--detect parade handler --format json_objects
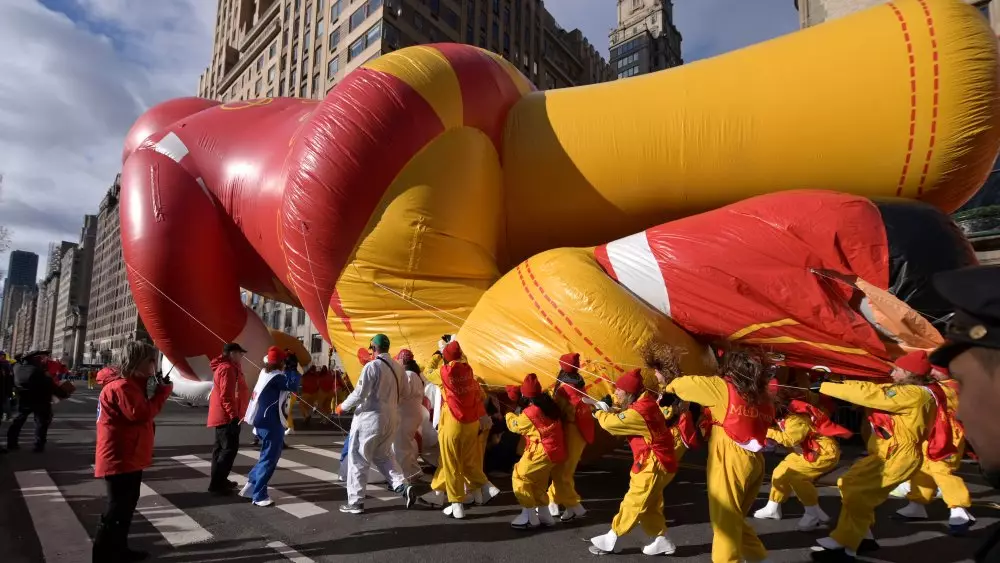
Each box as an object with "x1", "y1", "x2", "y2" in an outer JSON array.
[
  {"x1": 546, "y1": 353, "x2": 595, "y2": 522},
  {"x1": 240, "y1": 347, "x2": 293, "y2": 507},
  {"x1": 589, "y1": 369, "x2": 678, "y2": 557},
  {"x1": 810, "y1": 351, "x2": 937, "y2": 562}
]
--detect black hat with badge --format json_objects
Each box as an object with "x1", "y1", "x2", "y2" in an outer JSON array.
[{"x1": 930, "y1": 265, "x2": 1000, "y2": 366}]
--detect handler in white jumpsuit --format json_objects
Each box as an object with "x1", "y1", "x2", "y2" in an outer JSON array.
[{"x1": 335, "y1": 334, "x2": 416, "y2": 514}]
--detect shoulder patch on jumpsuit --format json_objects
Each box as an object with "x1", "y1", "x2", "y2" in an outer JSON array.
[
  {"x1": 884, "y1": 388, "x2": 897, "y2": 398},
  {"x1": 617, "y1": 412, "x2": 627, "y2": 420}
]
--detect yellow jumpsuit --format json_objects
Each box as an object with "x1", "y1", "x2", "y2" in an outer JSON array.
[
  {"x1": 429, "y1": 386, "x2": 489, "y2": 503},
  {"x1": 818, "y1": 381, "x2": 934, "y2": 551},
  {"x1": 506, "y1": 411, "x2": 557, "y2": 508},
  {"x1": 906, "y1": 382, "x2": 971, "y2": 509},
  {"x1": 595, "y1": 404, "x2": 672, "y2": 538},
  {"x1": 666, "y1": 376, "x2": 768, "y2": 563},
  {"x1": 766, "y1": 413, "x2": 840, "y2": 507},
  {"x1": 546, "y1": 392, "x2": 588, "y2": 507}
]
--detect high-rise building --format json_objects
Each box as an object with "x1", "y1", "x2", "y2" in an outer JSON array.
[
  {"x1": 0, "y1": 250, "x2": 39, "y2": 350},
  {"x1": 608, "y1": 0, "x2": 683, "y2": 80},
  {"x1": 84, "y1": 177, "x2": 149, "y2": 366},
  {"x1": 244, "y1": 291, "x2": 340, "y2": 369},
  {"x1": 32, "y1": 241, "x2": 76, "y2": 352},
  {"x1": 795, "y1": 0, "x2": 994, "y2": 28},
  {"x1": 11, "y1": 291, "x2": 37, "y2": 356},
  {"x1": 197, "y1": 0, "x2": 611, "y2": 102},
  {"x1": 52, "y1": 216, "x2": 99, "y2": 367}
]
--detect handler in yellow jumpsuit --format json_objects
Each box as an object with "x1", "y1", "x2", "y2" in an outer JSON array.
[
  {"x1": 589, "y1": 369, "x2": 677, "y2": 556},
  {"x1": 895, "y1": 367, "x2": 975, "y2": 534},
  {"x1": 810, "y1": 350, "x2": 936, "y2": 562},
  {"x1": 664, "y1": 352, "x2": 774, "y2": 563},
  {"x1": 505, "y1": 374, "x2": 564, "y2": 529},
  {"x1": 546, "y1": 353, "x2": 593, "y2": 521},
  {"x1": 753, "y1": 405, "x2": 840, "y2": 531}
]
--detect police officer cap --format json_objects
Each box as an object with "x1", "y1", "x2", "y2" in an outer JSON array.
[{"x1": 931, "y1": 265, "x2": 1000, "y2": 365}]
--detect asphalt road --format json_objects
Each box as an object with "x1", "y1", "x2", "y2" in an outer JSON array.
[{"x1": 1, "y1": 387, "x2": 998, "y2": 563}]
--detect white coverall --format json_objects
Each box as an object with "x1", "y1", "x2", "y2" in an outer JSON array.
[
  {"x1": 341, "y1": 353, "x2": 407, "y2": 505},
  {"x1": 394, "y1": 368, "x2": 429, "y2": 479}
]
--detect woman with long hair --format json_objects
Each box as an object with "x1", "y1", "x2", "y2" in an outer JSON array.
[
  {"x1": 662, "y1": 346, "x2": 775, "y2": 563},
  {"x1": 93, "y1": 341, "x2": 172, "y2": 563},
  {"x1": 505, "y1": 373, "x2": 567, "y2": 529},
  {"x1": 394, "y1": 349, "x2": 429, "y2": 480}
]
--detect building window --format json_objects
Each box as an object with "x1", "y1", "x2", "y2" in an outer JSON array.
[
  {"x1": 254, "y1": 77, "x2": 262, "y2": 96},
  {"x1": 479, "y1": 33, "x2": 486, "y2": 48},
  {"x1": 492, "y1": 21, "x2": 498, "y2": 41},
  {"x1": 316, "y1": 18, "x2": 324, "y2": 38},
  {"x1": 493, "y1": 0, "x2": 499, "y2": 15},
  {"x1": 414, "y1": 13, "x2": 424, "y2": 32},
  {"x1": 312, "y1": 73, "x2": 320, "y2": 94},
  {"x1": 466, "y1": 25, "x2": 474, "y2": 44},
  {"x1": 444, "y1": 6, "x2": 459, "y2": 30},
  {"x1": 266, "y1": 87, "x2": 274, "y2": 97},
  {"x1": 310, "y1": 334, "x2": 323, "y2": 354},
  {"x1": 331, "y1": 0, "x2": 341, "y2": 20},
  {"x1": 269, "y1": 42, "x2": 277, "y2": 59},
  {"x1": 297, "y1": 309, "x2": 306, "y2": 325},
  {"x1": 384, "y1": 22, "x2": 400, "y2": 51},
  {"x1": 617, "y1": 66, "x2": 639, "y2": 79},
  {"x1": 328, "y1": 54, "x2": 340, "y2": 77},
  {"x1": 304, "y1": 32, "x2": 311, "y2": 49},
  {"x1": 329, "y1": 26, "x2": 341, "y2": 50}
]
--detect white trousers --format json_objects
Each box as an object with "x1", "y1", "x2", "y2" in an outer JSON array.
[
  {"x1": 393, "y1": 404, "x2": 425, "y2": 479},
  {"x1": 346, "y1": 411, "x2": 405, "y2": 505}
]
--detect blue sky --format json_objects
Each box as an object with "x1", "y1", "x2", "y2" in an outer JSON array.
[{"x1": 0, "y1": 0, "x2": 800, "y2": 276}]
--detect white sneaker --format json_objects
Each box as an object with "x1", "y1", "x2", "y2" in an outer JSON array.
[
  {"x1": 753, "y1": 500, "x2": 782, "y2": 520},
  {"x1": 253, "y1": 498, "x2": 274, "y2": 507},
  {"x1": 561, "y1": 504, "x2": 587, "y2": 521},
  {"x1": 547, "y1": 502, "x2": 561, "y2": 517},
  {"x1": 472, "y1": 488, "x2": 484, "y2": 505},
  {"x1": 284, "y1": 427, "x2": 294, "y2": 436},
  {"x1": 895, "y1": 501, "x2": 929, "y2": 520},
  {"x1": 536, "y1": 507, "x2": 555, "y2": 527},
  {"x1": 511, "y1": 507, "x2": 535, "y2": 529},
  {"x1": 949, "y1": 507, "x2": 975, "y2": 535},
  {"x1": 642, "y1": 535, "x2": 676, "y2": 556},
  {"x1": 797, "y1": 513, "x2": 827, "y2": 531},
  {"x1": 589, "y1": 530, "x2": 620, "y2": 555},
  {"x1": 444, "y1": 502, "x2": 465, "y2": 519},
  {"x1": 804, "y1": 504, "x2": 831, "y2": 524},
  {"x1": 889, "y1": 481, "x2": 911, "y2": 498},
  {"x1": 480, "y1": 482, "x2": 501, "y2": 505},
  {"x1": 238, "y1": 481, "x2": 253, "y2": 499}
]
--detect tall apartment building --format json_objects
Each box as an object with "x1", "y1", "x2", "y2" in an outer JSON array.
[
  {"x1": 796, "y1": 0, "x2": 994, "y2": 28},
  {"x1": 197, "y1": 0, "x2": 611, "y2": 103},
  {"x1": 0, "y1": 250, "x2": 39, "y2": 350},
  {"x1": 10, "y1": 292, "x2": 37, "y2": 356},
  {"x1": 609, "y1": 0, "x2": 682, "y2": 80},
  {"x1": 84, "y1": 177, "x2": 149, "y2": 366},
  {"x1": 243, "y1": 291, "x2": 340, "y2": 369},
  {"x1": 52, "y1": 216, "x2": 99, "y2": 367},
  {"x1": 32, "y1": 241, "x2": 76, "y2": 352}
]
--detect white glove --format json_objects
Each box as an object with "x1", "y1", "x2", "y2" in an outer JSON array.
[
  {"x1": 478, "y1": 415, "x2": 493, "y2": 432},
  {"x1": 594, "y1": 401, "x2": 611, "y2": 412}
]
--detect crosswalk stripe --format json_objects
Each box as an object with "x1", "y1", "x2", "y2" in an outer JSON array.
[
  {"x1": 291, "y1": 443, "x2": 387, "y2": 484},
  {"x1": 171, "y1": 455, "x2": 327, "y2": 519},
  {"x1": 14, "y1": 470, "x2": 92, "y2": 563},
  {"x1": 137, "y1": 483, "x2": 213, "y2": 546},
  {"x1": 267, "y1": 540, "x2": 315, "y2": 563},
  {"x1": 67, "y1": 397, "x2": 84, "y2": 404},
  {"x1": 237, "y1": 450, "x2": 397, "y2": 502}
]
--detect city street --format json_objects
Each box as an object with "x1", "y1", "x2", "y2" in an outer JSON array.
[{"x1": 0, "y1": 389, "x2": 996, "y2": 563}]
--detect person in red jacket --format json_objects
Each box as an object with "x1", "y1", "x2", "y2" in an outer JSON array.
[
  {"x1": 92, "y1": 341, "x2": 172, "y2": 563},
  {"x1": 207, "y1": 342, "x2": 250, "y2": 494}
]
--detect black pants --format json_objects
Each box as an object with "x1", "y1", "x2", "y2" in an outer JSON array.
[
  {"x1": 210, "y1": 422, "x2": 241, "y2": 489},
  {"x1": 6, "y1": 402, "x2": 52, "y2": 448},
  {"x1": 92, "y1": 471, "x2": 143, "y2": 561}
]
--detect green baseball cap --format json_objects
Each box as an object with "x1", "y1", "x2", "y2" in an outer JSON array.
[{"x1": 371, "y1": 334, "x2": 391, "y2": 350}]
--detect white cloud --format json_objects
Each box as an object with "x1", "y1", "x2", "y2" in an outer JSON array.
[{"x1": 0, "y1": 0, "x2": 215, "y2": 276}]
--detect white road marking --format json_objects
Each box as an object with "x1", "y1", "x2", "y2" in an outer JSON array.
[
  {"x1": 267, "y1": 540, "x2": 315, "y2": 563},
  {"x1": 238, "y1": 450, "x2": 396, "y2": 501},
  {"x1": 171, "y1": 455, "x2": 326, "y2": 519},
  {"x1": 14, "y1": 470, "x2": 92, "y2": 563},
  {"x1": 291, "y1": 444, "x2": 388, "y2": 486},
  {"x1": 137, "y1": 483, "x2": 213, "y2": 546},
  {"x1": 67, "y1": 397, "x2": 84, "y2": 404}
]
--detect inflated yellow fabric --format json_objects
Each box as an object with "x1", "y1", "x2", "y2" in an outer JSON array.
[
  {"x1": 455, "y1": 247, "x2": 716, "y2": 398},
  {"x1": 502, "y1": 0, "x2": 1000, "y2": 260}
]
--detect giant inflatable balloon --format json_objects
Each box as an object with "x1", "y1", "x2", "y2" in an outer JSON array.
[{"x1": 120, "y1": 0, "x2": 999, "y2": 400}]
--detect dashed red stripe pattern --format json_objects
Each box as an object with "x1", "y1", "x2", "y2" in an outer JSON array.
[
  {"x1": 517, "y1": 260, "x2": 626, "y2": 374},
  {"x1": 915, "y1": 0, "x2": 940, "y2": 196},
  {"x1": 889, "y1": 2, "x2": 919, "y2": 197}
]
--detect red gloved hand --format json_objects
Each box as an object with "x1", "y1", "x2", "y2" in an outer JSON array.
[
  {"x1": 505, "y1": 385, "x2": 521, "y2": 402},
  {"x1": 335, "y1": 405, "x2": 344, "y2": 416}
]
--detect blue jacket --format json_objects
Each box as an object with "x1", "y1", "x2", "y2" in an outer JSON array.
[
  {"x1": 252, "y1": 373, "x2": 291, "y2": 430},
  {"x1": 284, "y1": 367, "x2": 301, "y2": 392}
]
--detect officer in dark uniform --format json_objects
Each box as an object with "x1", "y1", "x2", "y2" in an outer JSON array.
[
  {"x1": 931, "y1": 265, "x2": 1000, "y2": 563},
  {"x1": 7, "y1": 349, "x2": 69, "y2": 452}
]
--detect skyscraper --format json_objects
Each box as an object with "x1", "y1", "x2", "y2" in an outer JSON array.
[
  {"x1": 0, "y1": 250, "x2": 39, "y2": 351},
  {"x1": 609, "y1": 0, "x2": 683, "y2": 80}
]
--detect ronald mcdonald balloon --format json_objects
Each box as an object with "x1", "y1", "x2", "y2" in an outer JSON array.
[{"x1": 119, "y1": 0, "x2": 999, "y2": 402}]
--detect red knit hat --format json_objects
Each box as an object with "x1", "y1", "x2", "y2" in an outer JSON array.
[
  {"x1": 559, "y1": 353, "x2": 580, "y2": 373},
  {"x1": 443, "y1": 340, "x2": 463, "y2": 363},
  {"x1": 396, "y1": 349, "x2": 414, "y2": 363},
  {"x1": 615, "y1": 369, "x2": 644, "y2": 395},
  {"x1": 522, "y1": 373, "x2": 542, "y2": 398},
  {"x1": 895, "y1": 350, "x2": 932, "y2": 376},
  {"x1": 266, "y1": 346, "x2": 286, "y2": 365}
]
